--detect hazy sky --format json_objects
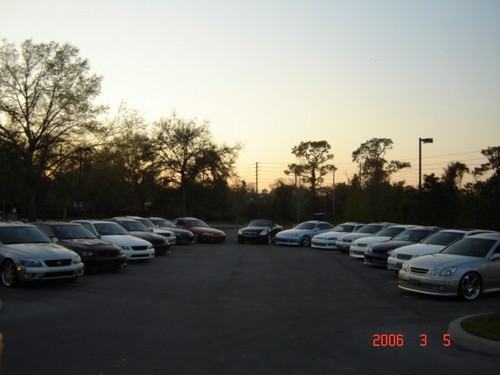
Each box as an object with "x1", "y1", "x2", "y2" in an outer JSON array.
[{"x1": 2, "y1": 0, "x2": 499, "y2": 189}]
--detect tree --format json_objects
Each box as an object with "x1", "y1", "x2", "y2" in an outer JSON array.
[
  {"x1": 352, "y1": 138, "x2": 410, "y2": 187},
  {"x1": 152, "y1": 114, "x2": 240, "y2": 215},
  {"x1": 0, "y1": 39, "x2": 105, "y2": 219},
  {"x1": 284, "y1": 140, "x2": 335, "y2": 194}
]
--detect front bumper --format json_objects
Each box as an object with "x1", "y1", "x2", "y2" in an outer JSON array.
[
  {"x1": 311, "y1": 239, "x2": 337, "y2": 249},
  {"x1": 16, "y1": 263, "x2": 84, "y2": 282},
  {"x1": 349, "y1": 246, "x2": 367, "y2": 259},
  {"x1": 398, "y1": 270, "x2": 459, "y2": 296}
]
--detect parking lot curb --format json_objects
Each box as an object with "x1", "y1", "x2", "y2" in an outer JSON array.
[{"x1": 448, "y1": 314, "x2": 500, "y2": 356}]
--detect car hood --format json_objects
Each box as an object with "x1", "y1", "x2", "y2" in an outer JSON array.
[
  {"x1": 371, "y1": 240, "x2": 413, "y2": 250},
  {"x1": 3, "y1": 243, "x2": 78, "y2": 258},
  {"x1": 240, "y1": 226, "x2": 270, "y2": 231},
  {"x1": 406, "y1": 253, "x2": 485, "y2": 269},
  {"x1": 313, "y1": 230, "x2": 344, "y2": 239},
  {"x1": 57, "y1": 238, "x2": 117, "y2": 251},
  {"x1": 394, "y1": 243, "x2": 445, "y2": 256},
  {"x1": 337, "y1": 233, "x2": 372, "y2": 241},
  {"x1": 99, "y1": 234, "x2": 151, "y2": 246},
  {"x1": 129, "y1": 231, "x2": 165, "y2": 242},
  {"x1": 354, "y1": 236, "x2": 391, "y2": 245}
]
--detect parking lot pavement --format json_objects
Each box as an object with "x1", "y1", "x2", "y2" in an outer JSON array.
[{"x1": 1, "y1": 230, "x2": 499, "y2": 375}]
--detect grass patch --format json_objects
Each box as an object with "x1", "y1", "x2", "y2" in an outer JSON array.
[{"x1": 461, "y1": 312, "x2": 500, "y2": 342}]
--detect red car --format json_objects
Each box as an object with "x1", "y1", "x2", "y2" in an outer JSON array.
[{"x1": 171, "y1": 217, "x2": 226, "y2": 243}]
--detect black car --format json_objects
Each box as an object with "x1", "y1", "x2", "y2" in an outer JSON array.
[
  {"x1": 149, "y1": 217, "x2": 196, "y2": 244},
  {"x1": 238, "y1": 219, "x2": 283, "y2": 244},
  {"x1": 111, "y1": 218, "x2": 171, "y2": 255},
  {"x1": 32, "y1": 222, "x2": 127, "y2": 271},
  {"x1": 364, "y1": 226, "x2": 441, "y2": 267}
]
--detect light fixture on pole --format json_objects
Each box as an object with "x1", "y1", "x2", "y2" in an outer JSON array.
[{"x1": 418, "y1": 137, "x2": 433, "y2": 191}]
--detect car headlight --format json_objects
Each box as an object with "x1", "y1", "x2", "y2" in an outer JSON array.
[
  {"x1": 120, "y1": 246, "x2": 132, "y2": 250},
  {"x1": 238, "y1": 229, "x2": 243, "y2": 235},
  {"x1": 20, "y1": 259, "x2": 43, "y2": 267},
  {"x1": 429, "y1": 267, "x2": 457, "y2": 277},
  {"x1": 72, "y1": 255, "x2": 82, "y2": 264},
  {"x1": 401, "y1": 262, "x2": 409, "y2": 272},
  {"x1": 80, "y1": 250, "x2": 94, "y2": 257},
  {"x1": 388, "y1": 250, "x2": 396, "y2": 258},
  {"x1": 259, "y1": 230, "x2": 268, "y2": 235}
]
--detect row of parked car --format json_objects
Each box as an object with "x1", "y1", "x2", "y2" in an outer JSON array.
[
  {"x1": 0, "y1": 216, "x2": 227, "y2": 288},
  {"x1": 238, "y1": 219, "x2": 500, "y2": 301}
]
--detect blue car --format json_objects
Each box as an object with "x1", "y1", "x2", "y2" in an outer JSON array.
[{"x1": 274, "y1": 221, "x2": 334, "y2": 247}]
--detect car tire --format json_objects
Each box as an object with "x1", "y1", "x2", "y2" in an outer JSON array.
[
  {"x1": 1, "y1": 259, "x2": 18, "y2": 287},
  {"x1": 458, "y1": 272, "x2": 482, "y2": 301},
  {"x1": 300, "y1": 235, "x2": 311, "y2": 247}
]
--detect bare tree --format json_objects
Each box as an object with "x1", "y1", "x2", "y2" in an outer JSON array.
[{"x1": 0, "y1": 39, "x2": 106, "y2": 219}]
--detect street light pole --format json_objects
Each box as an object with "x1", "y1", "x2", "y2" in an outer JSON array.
[{"x1": 418, "y1": 137, "x2": 433, "y2": 192}]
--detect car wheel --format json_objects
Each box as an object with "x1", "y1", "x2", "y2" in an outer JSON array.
[
  {"x1": 300, "y1": 235, "x2": 311, "y2": 247},
  {"x1": 266, "y1": 235, "x2": 272, "y2": 245},
  {"x1": 1, "y1": 259, "x2": 18, "y2": 287},
  {"x1": 458, "y1": 272, "x2": 482, "y2": 301}
]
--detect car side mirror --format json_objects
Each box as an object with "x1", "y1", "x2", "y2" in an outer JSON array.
[{"x1": 490, "y1": 253, "x2": 500, "y2": 261}]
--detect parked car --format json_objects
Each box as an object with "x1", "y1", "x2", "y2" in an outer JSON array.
[
  {"x1": 335, "y1": 223, "x2": 393, "y2": 253},
  {"x1": 0, "y1": 223, "x2": 84, "y2": 287},
  {"x1": 171, "y1": 217, "x2": 226, "y2": 243},
  {"x1": 311, "y1": 222, "x2": 365, "y2": 250},
  {"x1": 111, "y1": 217, "x2": 172, "y2": 255},
  {"x1": 398, "y1": 233, "x2": 500, "y2": 301},
  {"x1": 123, "y1": 216, "x2": 176, "y2": 245},
  {"x1": 274, "y1": 221, "x2": 334, "y2": 247},
  {"x1": 148, "y1": 217, "x2": 196, "y2": 244},
  {"x1": 364, "y1": 226, "x2": 441, "y2": 267},
  {"x1": 387, "y1": 229, "x2": 497, "y2": 272},
  {"x1": 32, "y1": 222, "x2": 127, "y2": 271},
  {"x1": 238, "y1": 219, "x2": 282, "y2": 244},
  {"x1": 72, "y1": 220, "x2": 155, "y2": 261},
  {"x1": 349, "y1": 225, "x2": 414, "y2": 259}
]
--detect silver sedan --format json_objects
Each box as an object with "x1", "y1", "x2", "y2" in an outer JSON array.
[
  {"x1": 398, "y1": 233, "x2": 500, "y2": 300},
  {"x1": 0, "y1": 223, "x2": 84, "y2": 287}
]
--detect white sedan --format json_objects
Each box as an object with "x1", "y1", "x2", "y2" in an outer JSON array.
[
  {"x1": 349, "y1": 225, "x2": 414, "y2": 259},
  {"x1": 311, "y1": 222, "x2": 364, "y2": 250}
]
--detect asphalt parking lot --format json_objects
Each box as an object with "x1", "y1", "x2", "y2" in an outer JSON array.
[{"x1": 1, "y1": 229, "x2": 499, "y2": 375}]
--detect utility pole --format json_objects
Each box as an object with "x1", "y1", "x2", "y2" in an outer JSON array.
[{"x1": 255, "y1": 162, "x2": 259, "y2": 195}]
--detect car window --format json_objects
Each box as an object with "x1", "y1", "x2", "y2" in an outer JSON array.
[
  {"x1": 318, "y1": 223, "x2": 333, "y2": 230},
  {"x1": 422, "y1": 231, "x2": 464, "y2": 246},
  {"x1": 393, "y1": 229, "x2": 432, "y2": 242},
  {"x1": 54, "y1": 225, "x2": 96, "y2": 239},
  {"x1": 357, "y1": 224, "x2": 384, "y2": 234},
  {"x1": 0, "y1": 226, "x2": 51, "y2": 244},
  {"x1": 442, "y1": 238, "x2": 496, "y2": 257},
  {"x1": 376, "y1": 226, "x2": 406, "y2": 237}
]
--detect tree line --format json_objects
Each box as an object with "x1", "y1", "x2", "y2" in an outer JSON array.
[{"x1": 1, "y1": 39, "x2": 498, "y2": 230}]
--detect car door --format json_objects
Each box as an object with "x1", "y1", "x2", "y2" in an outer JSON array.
[{"x1": 483, "y1": 244, "x2": 500, "y2": 290}]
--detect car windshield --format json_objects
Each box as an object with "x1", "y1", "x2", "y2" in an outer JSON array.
[
  {"x1": 151, "y1": 219, "x2": 175, "y2": 228},
  {"x1": 357, "y1": 224, "x2": 384, "y2": 234},
  {"x1": 295, "y1": 222, "x2": 317, "y2": 230},
  {"x1": 94, "y1": 223, "x2": 129, "y2": 235},
  {"x1": 0, "y1": 226, "x2": 51, "y2": 244},
  {"x1": 187, "y1": 219, "x2": 209, "y2": 228},
  {"x1": 441, "y1": 238, "x2": 496, "y2": 257},
  {"x1": 375, "y1": 226, "x2": 407, "y2": 237},
  {"x1": 118, "y1": 221, "x2": 149, "y2": 231},
  {"x1": 53, "y1": 225, "x2": 96, "y2": 239},
  {"x1": 248, "y1": 220, "x2": 271, "y2": 227},
  {"x1": 337, "y1": 224, "x2": 357, "y2": 232},
  {"x1": 393, "y1": 229, "x2": 432, "y2": 242},
  {"x1": 137, "y1": 218, "x2": 156, "y2": 229},
  {"x1": 422, "y1": 231, "x2": 464, "y2": 246}
]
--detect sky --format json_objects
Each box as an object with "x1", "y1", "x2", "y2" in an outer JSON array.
[{"x1": 1, "y1": 0, "x2": 499, "y2": 190}]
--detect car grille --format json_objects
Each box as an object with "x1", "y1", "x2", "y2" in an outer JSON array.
[
  {"x1": 45, "y1": 259, "x2": 72, "y2": 267},
  {"x1": 96, "y1": 251, "x2": 119, "y2": 258},
  {"x1": 410, "y1": 267, "x2": 429, "y2": 274},
  {"x1": 397, "y1": 254, "x2": 412, "y2": 260},
  {"x1": 243, "y1": 231, "x2": 258, "y2": 237},
  {"x1": 131, "y1": 246, "x2": 149, "y2": 251}
]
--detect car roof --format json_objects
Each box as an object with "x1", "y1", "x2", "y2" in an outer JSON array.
[
  {"x1": 72, "y1": 220, "x2": 117, "y2": 225},
  {"x1": 32, "y1": 221, "x2": 81, "y2": 226},
  {"x1": 465, "y1": 233, "x2": 500, "y2": 240}
]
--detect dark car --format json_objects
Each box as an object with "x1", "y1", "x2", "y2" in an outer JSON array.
[
  {"x1": 149, "y1": 217, "x2": 196, "y2": 244},
  {"x1": 32, "y1": 222, "x2": 127, "y2": 271},
  {"x1": 171, "y1": 217, "x2": 226, "y2": 243},
  {"x1": 238, "y1": 219, "x2": 282, "y2": 244},
  {"x1": 364, "y1": 226, "x2": 441, "y2": 267},
  {"x1": 111, "y1": 218, "x2": 171, "y2": 255}
]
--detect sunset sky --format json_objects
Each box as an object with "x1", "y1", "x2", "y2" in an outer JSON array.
[{"x1": 2, "y1": 0, "x2": 499, "y2": 190}]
